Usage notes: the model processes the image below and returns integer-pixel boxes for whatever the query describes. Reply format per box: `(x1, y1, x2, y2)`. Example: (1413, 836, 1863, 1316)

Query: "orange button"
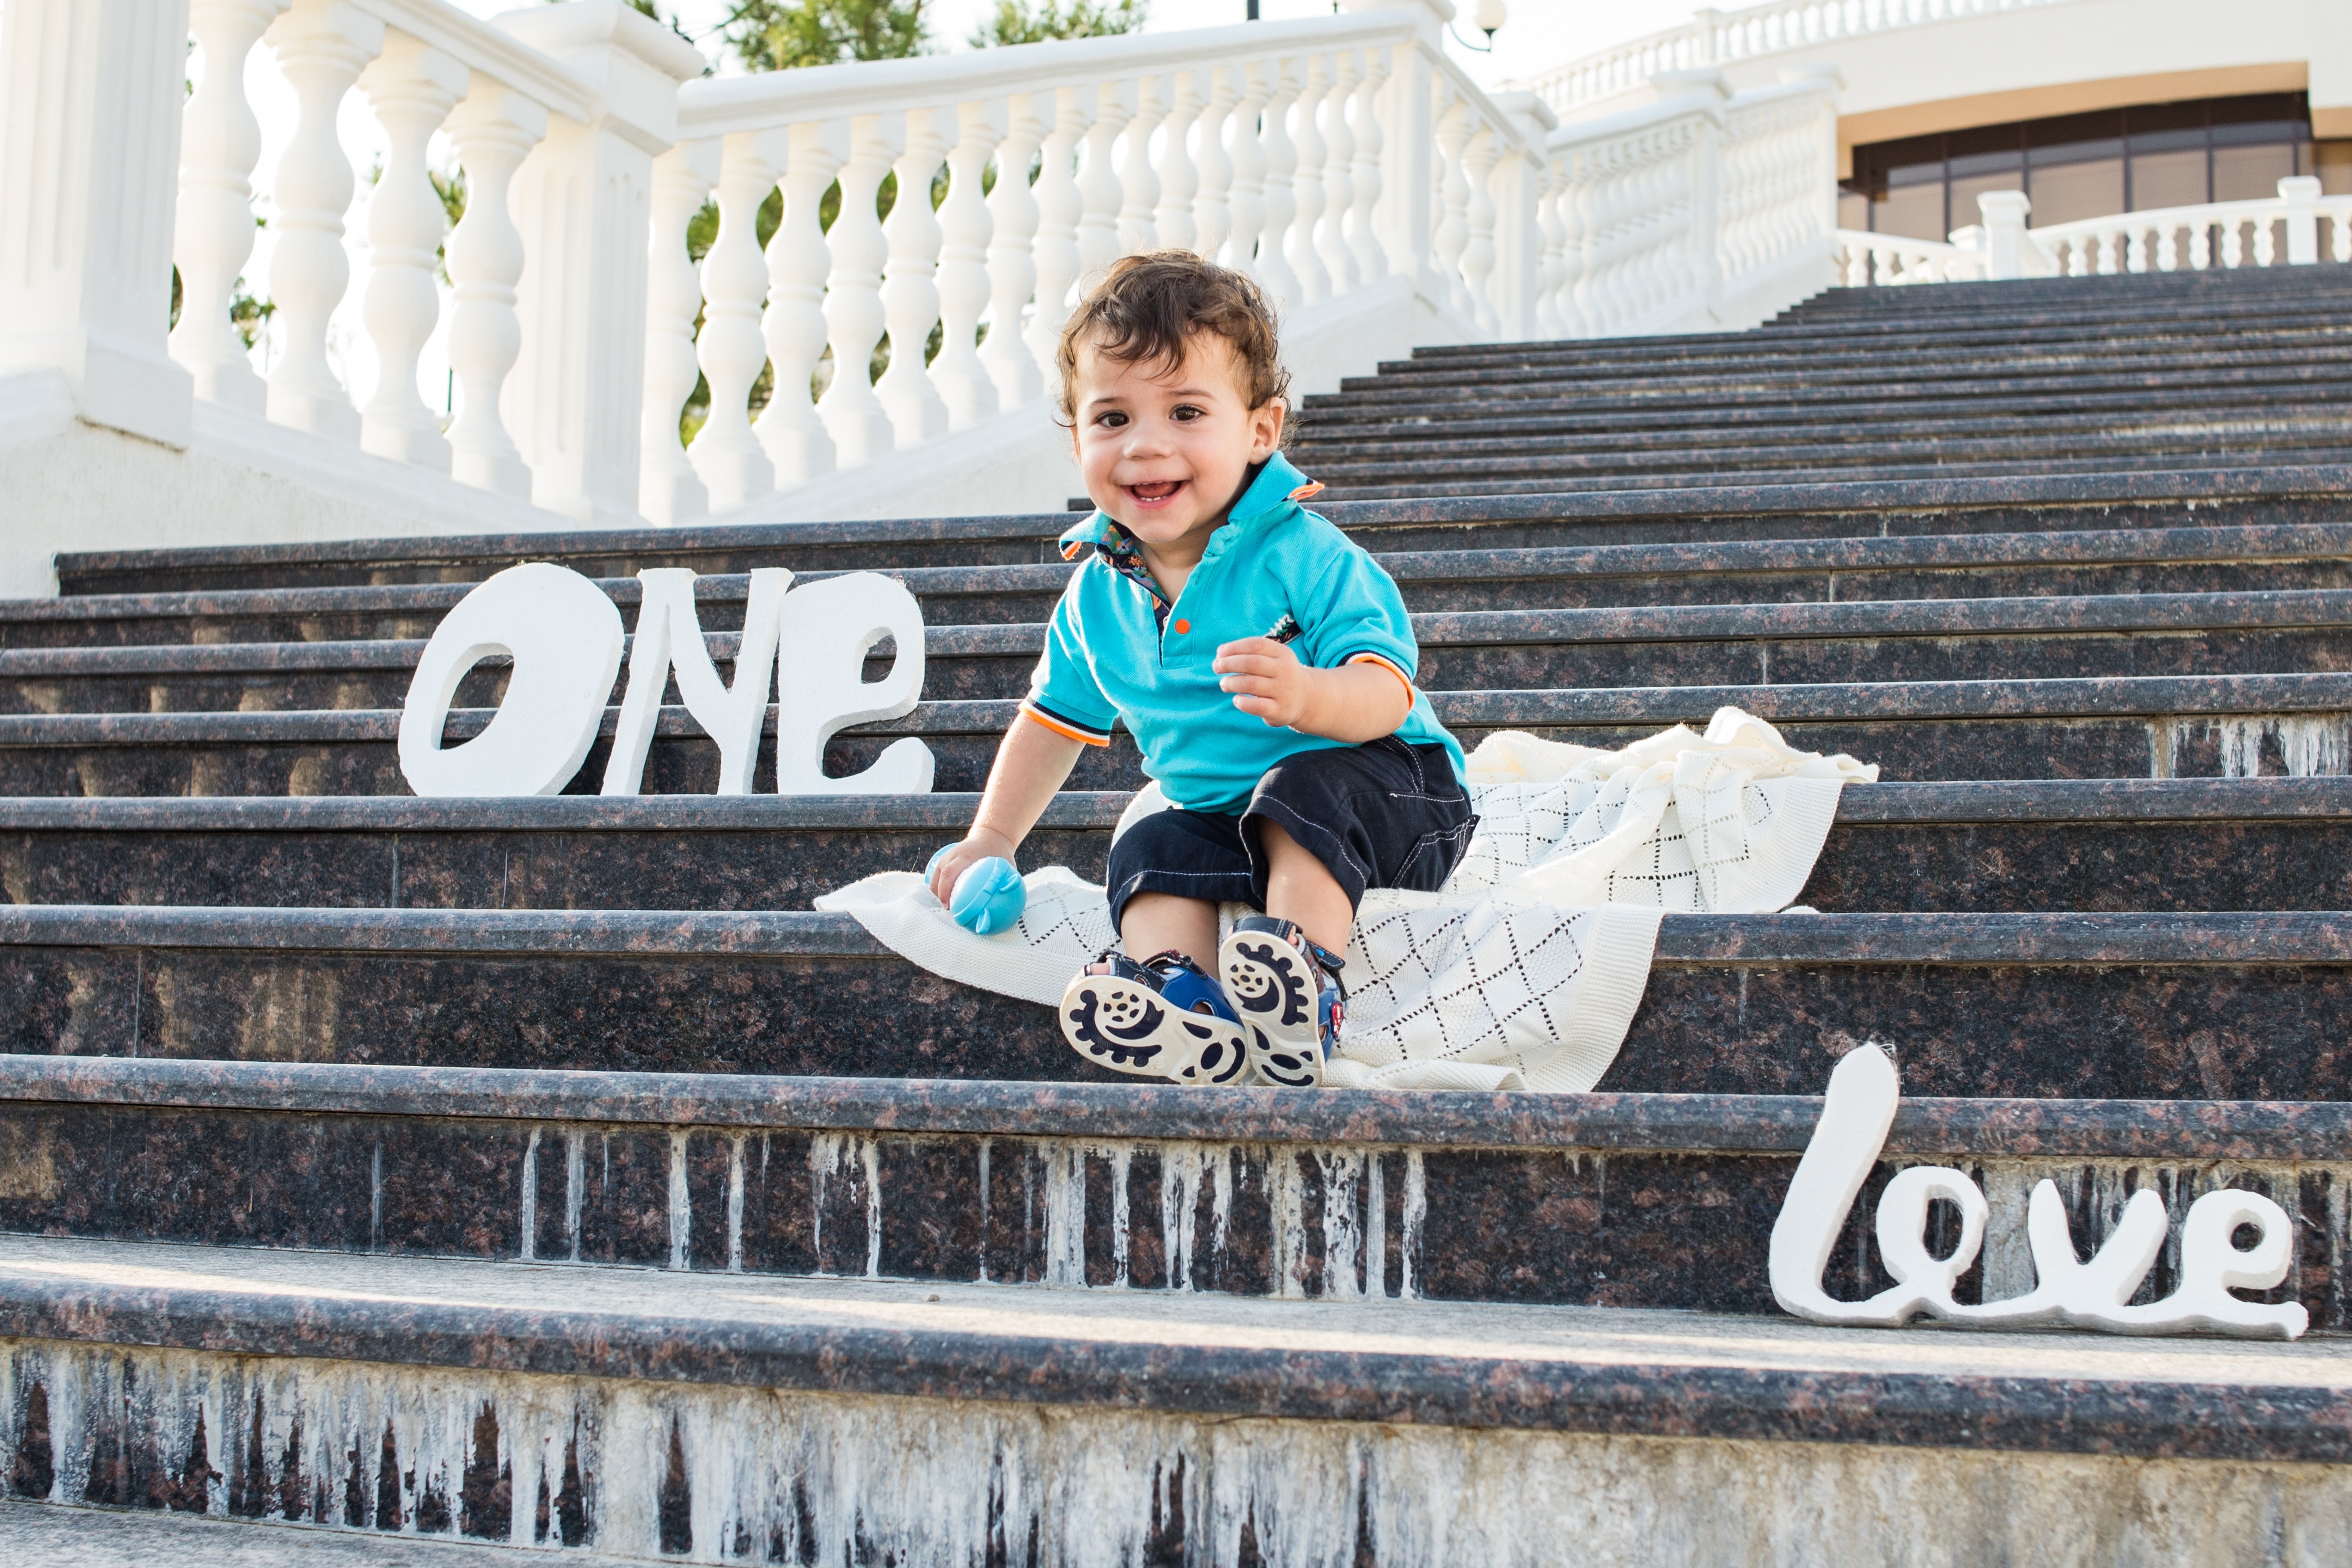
(1173, 618, 1190, 634)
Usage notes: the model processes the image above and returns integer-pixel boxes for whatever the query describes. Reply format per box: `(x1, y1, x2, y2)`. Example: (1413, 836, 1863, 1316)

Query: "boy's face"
(1071, 334, 1285, 557)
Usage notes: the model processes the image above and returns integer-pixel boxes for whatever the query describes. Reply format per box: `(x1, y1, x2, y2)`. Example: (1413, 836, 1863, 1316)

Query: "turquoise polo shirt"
(1019, 453, 1468, 814)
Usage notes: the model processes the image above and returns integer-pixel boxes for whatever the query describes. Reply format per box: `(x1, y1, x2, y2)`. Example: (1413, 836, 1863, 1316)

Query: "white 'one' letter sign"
(398, 563, 934, 798)
(1769, 1045, 2307, 1339)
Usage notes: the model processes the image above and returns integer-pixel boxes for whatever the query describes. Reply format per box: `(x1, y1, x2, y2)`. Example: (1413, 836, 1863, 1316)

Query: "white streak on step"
(1043, 1141, 1086, 1288)
(1316, 1151, 1368, 1302)
(976, 1138, 993, 1284)
(2191, 714, 2352, 777)
(725, 1135, 746, 1274)
(1109, 1144, 1133, 1288)
(518, 1128, 538, 1263)
(1367, 1152, 1388, 1298)
(668, 1131, 691, 1271)
(1401, 1150, 1427, 1301)
(565, 1129, 586, 1264)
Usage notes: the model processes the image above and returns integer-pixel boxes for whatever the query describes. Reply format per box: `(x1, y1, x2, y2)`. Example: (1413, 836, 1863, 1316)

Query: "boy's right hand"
(927, 826, 1018, 908)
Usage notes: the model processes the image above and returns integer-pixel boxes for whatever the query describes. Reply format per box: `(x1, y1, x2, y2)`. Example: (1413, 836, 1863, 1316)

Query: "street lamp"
(1451, 0, 1508, 50)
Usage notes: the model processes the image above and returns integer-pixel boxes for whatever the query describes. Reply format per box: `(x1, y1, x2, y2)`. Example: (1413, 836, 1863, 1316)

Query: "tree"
(968, 0, 1145, 48)
(721, 0, 932, 73)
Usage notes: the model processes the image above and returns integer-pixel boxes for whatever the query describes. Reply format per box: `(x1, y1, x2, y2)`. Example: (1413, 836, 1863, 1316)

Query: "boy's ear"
(1248, 399, 1286, 462)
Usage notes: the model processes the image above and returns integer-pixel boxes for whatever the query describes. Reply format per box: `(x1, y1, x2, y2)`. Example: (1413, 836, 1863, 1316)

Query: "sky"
(237, 0, 1705, 414)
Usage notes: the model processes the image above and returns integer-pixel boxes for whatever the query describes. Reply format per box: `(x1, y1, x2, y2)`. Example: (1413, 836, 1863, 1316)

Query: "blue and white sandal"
(1059, 949, 1251, 1085)
(1217, 916, 1345, 1088)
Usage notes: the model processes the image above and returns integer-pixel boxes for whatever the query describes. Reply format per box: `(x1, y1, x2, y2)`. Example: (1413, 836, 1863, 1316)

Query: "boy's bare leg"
(1257, 820, 1353, 954)
(1120, 892, 1219, 974)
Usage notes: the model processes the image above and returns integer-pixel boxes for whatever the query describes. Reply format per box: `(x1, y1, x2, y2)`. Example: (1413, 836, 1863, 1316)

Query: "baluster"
(1257, 59, 1304, 308)
(2154, 222, 2179, 272)
(2125, 223, 2149, 274)
(1347, 48, 1388, 283)
(2191, 222, 2212, 270)
(688, 130, 779, 508)
(877, 106, 951, 448)
(1535, 158, 1567, 335)
(172, 0, 287, 411)
(1221, 62, 1273, 278)
(355, 32, 463, 470)
(980, 93, 1046, 409)
(1119, 75, 1168, 255)
(2254, 216, 2278, 267)
(1459, 122, 1501, 335)
(1285, 55, 1331, 306)
(1076, 81, 1134, 281)
(1154, 69, 1204, 252)
(820, 113, 905, 468)
(640, 142, 718, 524)
(756, 120, 846, 486)
(1191, 65, 1240, 264)
(932, 97, 1004, 430)
(2333, 210, 2351, 265)
(443, 79, 546, 497)
(1432, 94, 1474, 319)
(261, 0, 384, 439)
(1316, 51, 1359, 296)
(2222, 219, 2245, 269)
(1023, 86, 1092, 379)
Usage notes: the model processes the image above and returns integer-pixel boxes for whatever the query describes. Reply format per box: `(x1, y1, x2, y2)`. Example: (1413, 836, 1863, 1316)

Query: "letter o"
(398, 562, 626, 798)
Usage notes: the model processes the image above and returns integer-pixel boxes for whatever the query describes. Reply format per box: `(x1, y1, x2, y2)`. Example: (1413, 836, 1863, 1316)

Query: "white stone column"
(495, 4, 705, 528)
(443, 79, 547, 497)
(641, 140, 719, 525)
(1489, 91, 1557, 341)
(0, 0, 198, 448)
(356, 32, 466, 470)
(261, 0, 384, 440)
(172, 0, 290, 413)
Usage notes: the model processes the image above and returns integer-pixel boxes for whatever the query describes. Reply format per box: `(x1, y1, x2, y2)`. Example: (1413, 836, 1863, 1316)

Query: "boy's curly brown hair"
(1055, 250, 1291, 424)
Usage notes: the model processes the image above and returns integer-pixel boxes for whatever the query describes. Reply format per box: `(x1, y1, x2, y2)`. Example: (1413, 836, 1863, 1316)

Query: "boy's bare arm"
(927, 718, 1086, 904)
(1213, 636, 1413, 743)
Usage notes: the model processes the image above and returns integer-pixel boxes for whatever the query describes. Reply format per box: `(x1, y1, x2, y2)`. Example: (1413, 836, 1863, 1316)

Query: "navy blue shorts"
(1104, 737, 1477, 933)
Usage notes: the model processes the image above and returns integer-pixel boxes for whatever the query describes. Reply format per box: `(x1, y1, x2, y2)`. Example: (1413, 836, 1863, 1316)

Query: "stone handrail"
(0, 0, 1843, 534)
(1836, 179, 2352, 287)
(1509, 0, 2091, 118)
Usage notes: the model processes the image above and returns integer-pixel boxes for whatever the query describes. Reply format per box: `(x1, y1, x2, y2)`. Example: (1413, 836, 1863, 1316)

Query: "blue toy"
(926, 847, 1027, 935)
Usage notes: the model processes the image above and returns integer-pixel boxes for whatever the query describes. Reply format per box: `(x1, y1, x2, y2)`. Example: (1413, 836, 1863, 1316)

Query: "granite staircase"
(4, 269, 2352, 1564)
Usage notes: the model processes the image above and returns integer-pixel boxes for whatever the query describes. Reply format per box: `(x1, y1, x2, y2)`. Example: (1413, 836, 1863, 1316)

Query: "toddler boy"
(926, 252, 1474, 1088)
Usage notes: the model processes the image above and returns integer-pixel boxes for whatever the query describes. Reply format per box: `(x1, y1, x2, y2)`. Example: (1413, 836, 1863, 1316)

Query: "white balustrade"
(1840, 179, 2352, 291)
(1512, 0, 2095, 118)
(14, 0, 1873, 537)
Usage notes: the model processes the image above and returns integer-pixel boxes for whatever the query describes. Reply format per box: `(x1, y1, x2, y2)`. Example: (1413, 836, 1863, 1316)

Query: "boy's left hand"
(1215, 636, 1314, 728)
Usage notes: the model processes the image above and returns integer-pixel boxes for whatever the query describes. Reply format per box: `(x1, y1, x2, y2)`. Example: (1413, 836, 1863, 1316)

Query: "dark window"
(1844, 93, 2315, 237)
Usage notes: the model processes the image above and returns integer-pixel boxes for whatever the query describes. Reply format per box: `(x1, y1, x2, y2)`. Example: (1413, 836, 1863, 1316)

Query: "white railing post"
(1076, 80, 1136, 285)
(0, 0, 196, 449)
(979, 94, 1046, 410)
(757, 120, 846, 485)
(1190, 66, 1241, 265)
(442, 78, 547, 496)
(172, 0, 290, 415)
(819, 111, 905, 468)
(1375, 41, 1438, 296)
(1256, 57, 1304, 309)
(641, 140, 719, 524)
(933, 97, 1006, 431)
(1316, 51, 1359, 295)
(356, 32, 466, 471)
(261, 0, 384, 440)
(1221, 63, 1273, 280)
(1490, 92, 1556, 341)
(1154, 71, 1205, 252)
(877, 105, 953, 449)
(1979, 189, 2034, 281)
(691, 129, 780, 507)
(495, 5, 706, 528)
(1346, 47, 1389, 284)
(2282, 176, 2322, 267)
(1120, 75, 1170, 255)
(1024, 86, 1092, 385)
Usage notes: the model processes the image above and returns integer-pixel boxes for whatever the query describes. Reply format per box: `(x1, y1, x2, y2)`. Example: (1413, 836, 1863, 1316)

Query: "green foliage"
(968, 0, 1144, 48)
(722, 0, 931, 72)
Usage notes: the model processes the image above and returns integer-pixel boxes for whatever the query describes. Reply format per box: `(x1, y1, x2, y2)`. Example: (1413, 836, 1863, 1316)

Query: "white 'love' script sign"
(397, 562, 934, 798)
(1770, 1044, 2307, 1339)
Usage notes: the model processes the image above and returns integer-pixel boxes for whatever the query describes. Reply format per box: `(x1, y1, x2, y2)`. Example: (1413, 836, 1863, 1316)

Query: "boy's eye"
(1094, 410, 1127, 428)
(1171, 405, 1205, 422)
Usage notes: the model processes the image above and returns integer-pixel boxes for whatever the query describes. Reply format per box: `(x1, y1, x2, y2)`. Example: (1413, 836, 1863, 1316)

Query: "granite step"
(0, 779, 2344, 917)
(0, 1055, 2344, 1325)
(0, 1498, 644, 1567)
(8, 589, 2348, 712)
(1294, 380, 2352, 442)
(20, 522, 2352, 651)
(4, 1232, 2345, 1564)
(50, 469, 2352, 595)
(0, 673, 2341, 794)
(2, 902, 2349, 1100)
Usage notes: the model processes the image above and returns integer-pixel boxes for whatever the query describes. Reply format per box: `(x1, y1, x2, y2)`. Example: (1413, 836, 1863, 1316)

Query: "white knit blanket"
(816, 707, 1876, 1092)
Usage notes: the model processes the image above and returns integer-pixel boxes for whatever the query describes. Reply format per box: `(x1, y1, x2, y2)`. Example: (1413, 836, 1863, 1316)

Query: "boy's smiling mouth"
(1126, 480, 1186, 507)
